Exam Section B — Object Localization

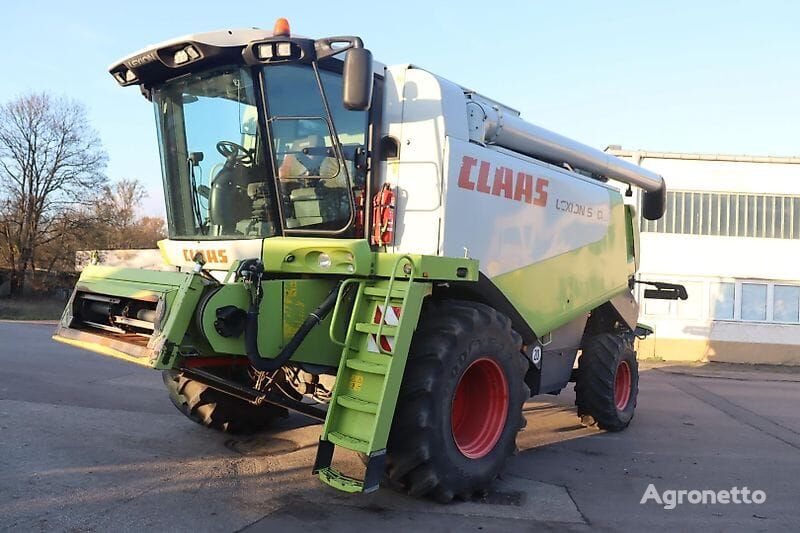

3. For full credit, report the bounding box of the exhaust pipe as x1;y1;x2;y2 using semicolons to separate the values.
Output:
467;100;666;220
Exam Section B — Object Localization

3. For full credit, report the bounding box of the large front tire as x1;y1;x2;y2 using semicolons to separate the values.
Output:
162;370;287;434
386;300;529;503
575;332;638;431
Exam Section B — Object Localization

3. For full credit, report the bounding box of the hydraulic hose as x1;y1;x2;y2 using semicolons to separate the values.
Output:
245;280;342;372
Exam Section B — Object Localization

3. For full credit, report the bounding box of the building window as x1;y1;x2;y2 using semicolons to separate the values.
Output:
641;277;800;325
710;282;735;320
642;191;800;239
741;283;767;321
773;285;800;323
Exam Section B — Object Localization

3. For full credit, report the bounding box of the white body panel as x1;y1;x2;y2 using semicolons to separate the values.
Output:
381;66;614;277
379;66;468;255
442;138;611;277
157;239;264;271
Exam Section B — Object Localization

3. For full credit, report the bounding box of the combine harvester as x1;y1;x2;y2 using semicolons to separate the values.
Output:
54;19;683;501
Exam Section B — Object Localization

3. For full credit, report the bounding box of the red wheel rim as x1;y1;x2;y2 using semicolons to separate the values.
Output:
451;357;509;459
614;360;632;410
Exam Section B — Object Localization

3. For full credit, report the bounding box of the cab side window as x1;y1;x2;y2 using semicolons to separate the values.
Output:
319;69;370;186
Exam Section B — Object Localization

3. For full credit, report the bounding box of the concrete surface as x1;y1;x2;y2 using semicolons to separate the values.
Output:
649;361;800;382
0;321;798;531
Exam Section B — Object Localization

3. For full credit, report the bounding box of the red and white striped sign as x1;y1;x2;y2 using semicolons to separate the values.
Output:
367;304;402;353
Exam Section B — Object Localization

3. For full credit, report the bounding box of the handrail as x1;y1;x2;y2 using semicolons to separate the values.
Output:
375;255;417;355
328;278;362;348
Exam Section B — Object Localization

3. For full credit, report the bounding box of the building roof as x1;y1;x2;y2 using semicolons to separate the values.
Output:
606;147;800;165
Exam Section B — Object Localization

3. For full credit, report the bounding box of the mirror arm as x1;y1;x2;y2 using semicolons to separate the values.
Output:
315;36;364;60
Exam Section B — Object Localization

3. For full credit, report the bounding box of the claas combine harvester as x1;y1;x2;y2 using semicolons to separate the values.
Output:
54;19;683;501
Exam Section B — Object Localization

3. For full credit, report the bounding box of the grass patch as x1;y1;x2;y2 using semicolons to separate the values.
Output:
0;298;65;320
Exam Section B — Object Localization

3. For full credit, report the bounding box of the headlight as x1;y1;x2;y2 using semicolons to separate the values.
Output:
174;49;189;65
174;45;200;66
256;43;273;60
113;69;138;84
276;42;292;57
318;253;332;269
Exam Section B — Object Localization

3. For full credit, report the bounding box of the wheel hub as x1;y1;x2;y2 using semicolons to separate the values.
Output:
614;360;632;410
451;357;509;459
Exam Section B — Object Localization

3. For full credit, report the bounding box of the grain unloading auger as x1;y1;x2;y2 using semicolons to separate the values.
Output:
54;18;682;501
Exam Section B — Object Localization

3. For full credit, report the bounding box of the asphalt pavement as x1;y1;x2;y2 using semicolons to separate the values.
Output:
0;321;798;532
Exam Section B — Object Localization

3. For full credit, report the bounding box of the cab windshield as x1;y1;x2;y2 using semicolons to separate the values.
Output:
153;63;367;240
154;67;275;239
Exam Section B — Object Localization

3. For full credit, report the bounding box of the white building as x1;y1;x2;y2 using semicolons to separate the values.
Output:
609;148;800;365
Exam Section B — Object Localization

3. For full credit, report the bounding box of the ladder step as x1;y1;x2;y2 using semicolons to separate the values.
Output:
363;286;407;299
345;358;389;375
328;431;370;453
317;467;364;493
337;394;378;414
355;323;398;336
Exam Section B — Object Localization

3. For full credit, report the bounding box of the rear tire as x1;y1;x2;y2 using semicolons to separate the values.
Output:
386;300;529;503
575;332;638;431
162;370;287;434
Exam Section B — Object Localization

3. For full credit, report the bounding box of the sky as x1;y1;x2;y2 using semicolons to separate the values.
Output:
1;1;798;217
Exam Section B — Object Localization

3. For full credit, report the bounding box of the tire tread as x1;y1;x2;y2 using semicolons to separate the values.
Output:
162;370;286;434
574;332;638;432
386;300;529;502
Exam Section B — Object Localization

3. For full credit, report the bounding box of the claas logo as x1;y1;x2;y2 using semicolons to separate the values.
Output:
182;249;229;263
458;156;549;207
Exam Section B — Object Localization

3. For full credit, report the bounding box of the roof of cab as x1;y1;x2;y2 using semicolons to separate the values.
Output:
110;28;278;70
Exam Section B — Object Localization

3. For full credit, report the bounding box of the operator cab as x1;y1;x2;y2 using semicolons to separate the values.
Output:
110;19;375;241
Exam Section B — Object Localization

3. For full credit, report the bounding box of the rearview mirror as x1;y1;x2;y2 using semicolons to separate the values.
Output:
642;183;666;220
343;48;373;111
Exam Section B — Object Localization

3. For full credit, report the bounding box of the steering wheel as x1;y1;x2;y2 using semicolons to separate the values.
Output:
216;140;254;166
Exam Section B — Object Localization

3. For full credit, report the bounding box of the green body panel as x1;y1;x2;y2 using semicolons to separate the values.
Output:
151;271;208;369
199;282;280;358
373;252;478;281
75;265;190;302
491;198;636;335
78;265;193;286
198;284;247;355
261;237;373;276
56;265;207;368
260;236;479;282
282;278;346;366
200;278;343;367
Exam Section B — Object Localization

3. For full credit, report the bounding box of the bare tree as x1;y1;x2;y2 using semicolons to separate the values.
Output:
0;93;107;295
32;179;167;279
126;215;167;249
93;179;165;249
